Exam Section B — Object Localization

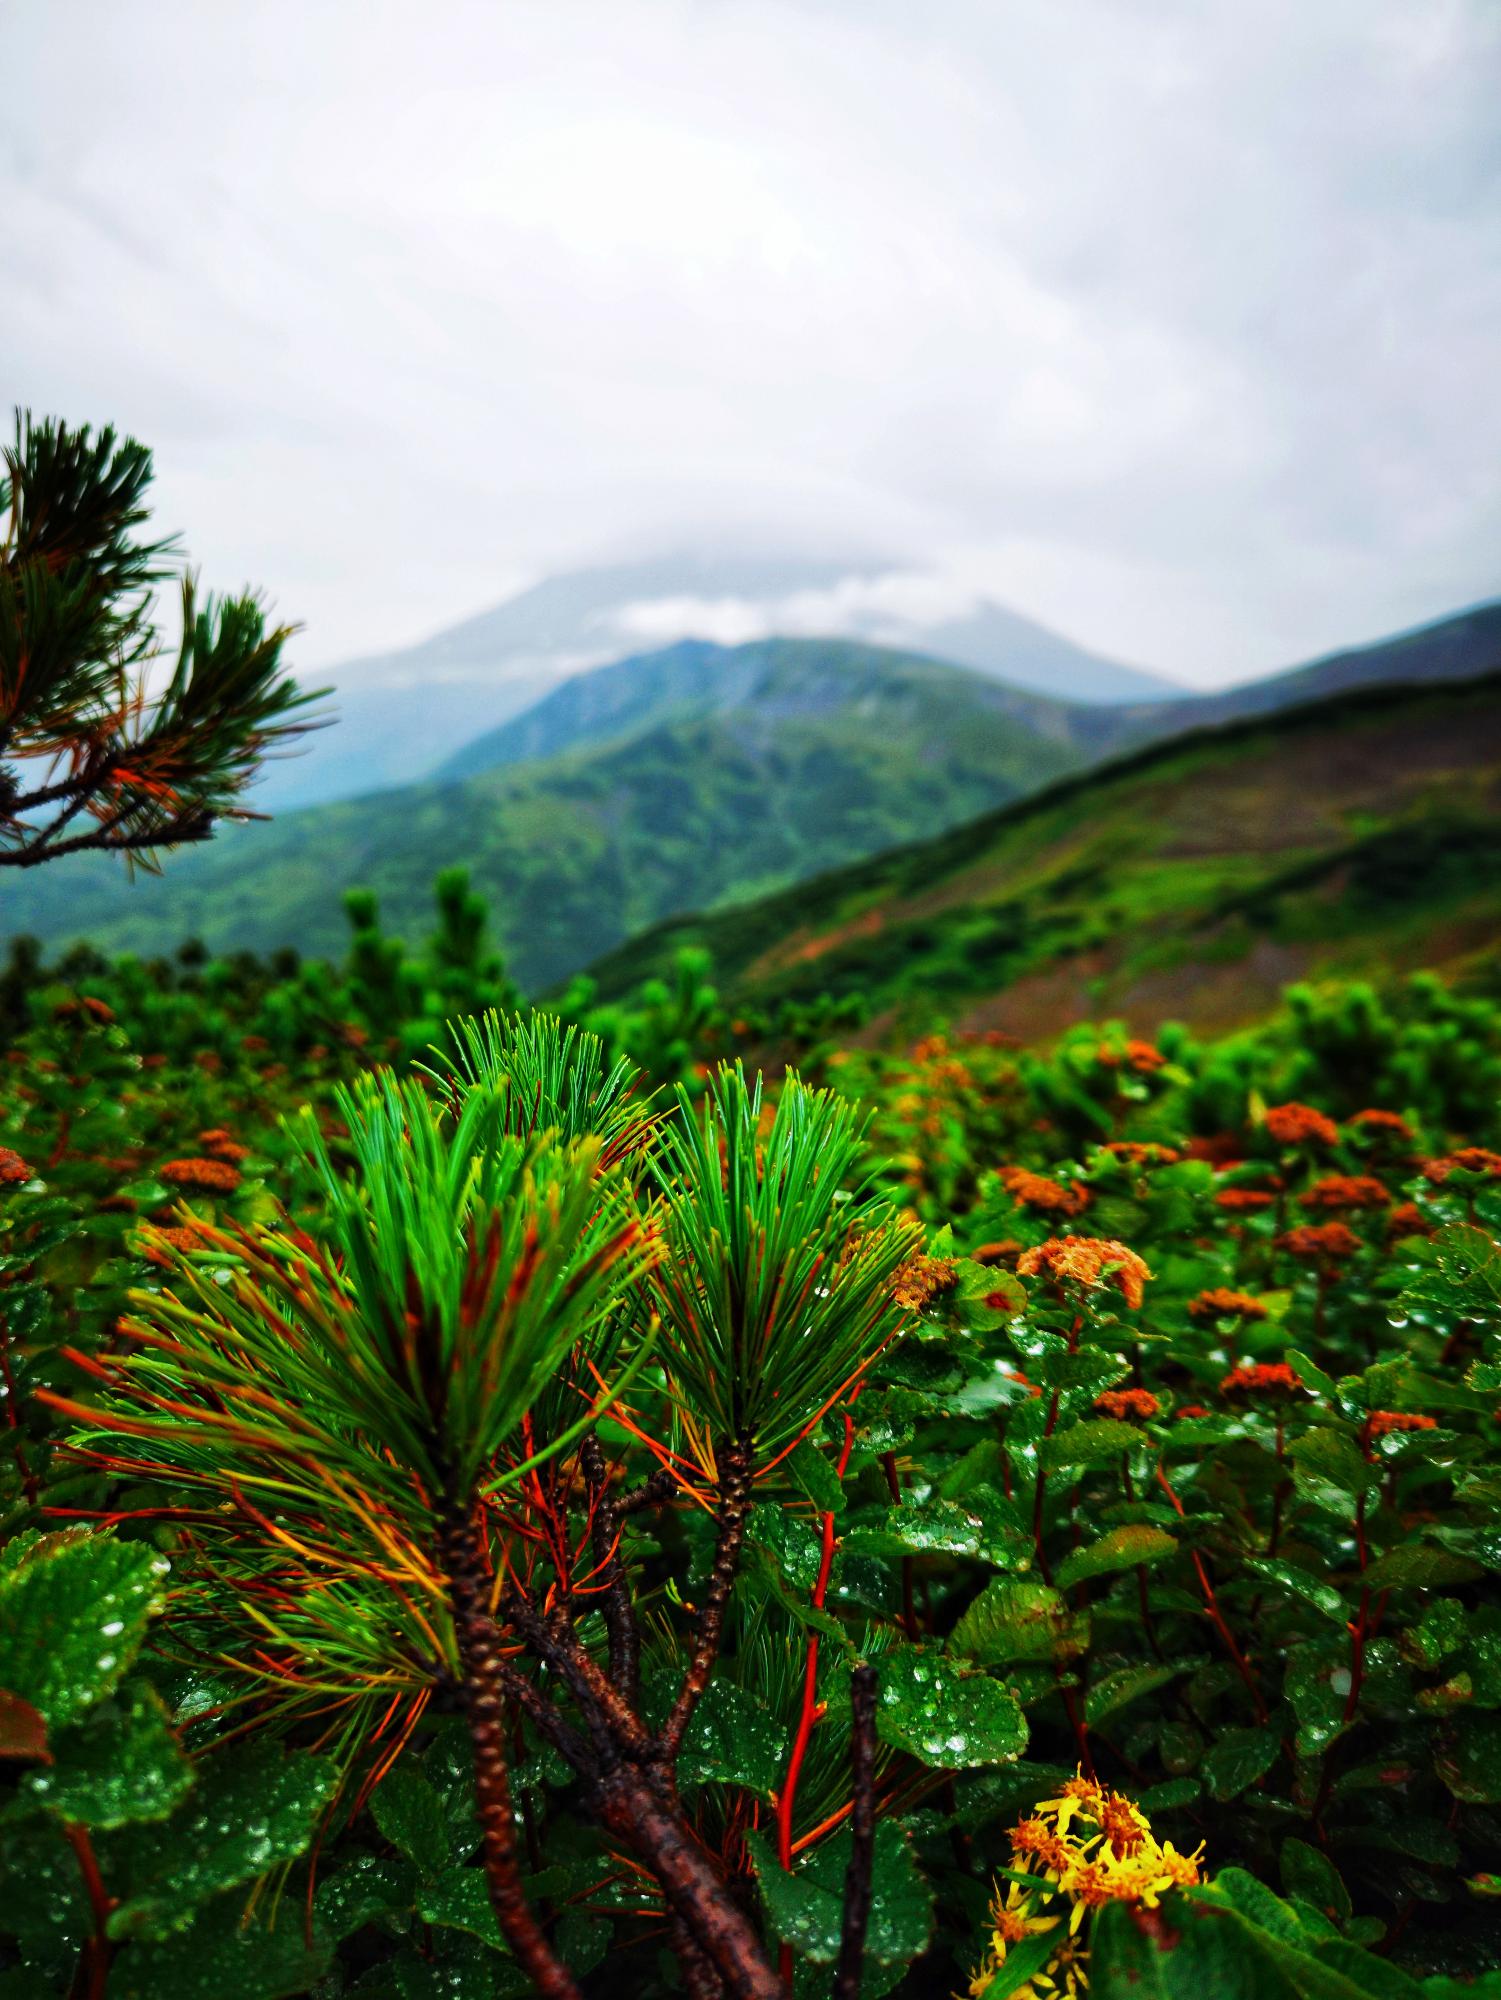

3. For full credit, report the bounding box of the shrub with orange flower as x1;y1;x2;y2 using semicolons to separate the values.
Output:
1347;1109;1414;1140
159;1157;242;1194
1221;1362;1304;1398
1101;1141;1181;1166
998;1166;1090;1217
1276;1222;1360;1261
1016;1236;1153;1310
891;1254;958;1313
1422;1148;1501;1184
1215;1189;1275;1213
1366;1410;1436;1438
1298;1174;1390;1212
1264;1102;1339;1148
1095;1387;1161;1421
0;1148;35;1184
1187;1287;1268;1321
1386;1202;1432;1238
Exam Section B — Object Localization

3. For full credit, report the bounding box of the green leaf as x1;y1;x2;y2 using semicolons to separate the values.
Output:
1204;1725;1281;1801
1040;1418;1147;1469
1091;1897;1291;1999
785;1436;846;1516
107;1742;338;1940
0;1531;165;1728
875;1647;1027;1766
372;1764;452;1880
1287;1429;1376;1511
949;1578;1083;1665
24;1681;193;1829
417;1870;502;1948
1362;1544;1483;1591
746;1820;933;1966
315;1854;419;1941
108;1895;332;2000
1055;1524;1176;1591
843;1497;1025;1566
1280;1838;1351;1925
1085;1659;1203;1727
1436;1712;1501;1803
1238;1557;1346;1623
679;1677;787;1798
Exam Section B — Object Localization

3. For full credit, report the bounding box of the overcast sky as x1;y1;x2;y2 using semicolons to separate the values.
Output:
6;0;1499;688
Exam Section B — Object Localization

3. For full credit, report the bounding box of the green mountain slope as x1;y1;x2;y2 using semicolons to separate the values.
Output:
582;671;1501;1036
4;639;1095;991
437;635;1124;780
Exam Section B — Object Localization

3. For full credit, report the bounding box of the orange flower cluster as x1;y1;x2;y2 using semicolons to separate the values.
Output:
1221;1362;1304;1398
1097;1040;1167;1074
0;1148;34;1184
52;995;115;1025
1386;1202;1432;1239
1298;1174;1390;1212
1101;1141;1182;1166
159;1157;242;1194
1214;1189;1275;1213
1422;1148;1501;1184
141;1223;207;1268
1276;1222;1360;1261
1367;1410;1437;1438
972;1239;1023;1266
1187;1287;1268;1321
1185;1133;1243;1166
1265;1102;1339;1148
1016;1236;1153;1310
891;1255;959;1313
1348;1109;1414;1139
1095;1387;1161;1421
1175;1404;1211;1420
999;1166;1091;1217
198;1127;251;1164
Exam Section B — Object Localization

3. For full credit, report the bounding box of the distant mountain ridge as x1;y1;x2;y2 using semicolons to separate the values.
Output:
9;638;1104;988
263;550;1171;809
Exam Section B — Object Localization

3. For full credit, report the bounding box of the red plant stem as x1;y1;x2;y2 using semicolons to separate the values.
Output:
64;1822;113;2000
776;1411;856;1989
1154;1462;1267;1722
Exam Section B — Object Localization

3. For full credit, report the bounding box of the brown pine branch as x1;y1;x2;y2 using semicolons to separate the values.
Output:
437;1507;581;2000
662;1434;754;1761
832;1664;879;2000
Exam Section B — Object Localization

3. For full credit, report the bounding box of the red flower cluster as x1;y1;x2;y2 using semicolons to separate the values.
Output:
141;1223;207;1268
1221;1362;1304;1398
198;1127;251;1164
1367;1411;1437;1438
1265;1102;1339;1148
1275;1222;1360;1261
1187;1287;1268;1321
1298;1174;1390;1212
1098;1040;1167;1074
971;1239;1023;1266
1422;1149;1501;1184
159;1157;242;1194
0;1148;34;1184
1095;1387;1161;1421
1101;1141;1182;1166
1176;1404;1212;1420
999;1165;1091;1217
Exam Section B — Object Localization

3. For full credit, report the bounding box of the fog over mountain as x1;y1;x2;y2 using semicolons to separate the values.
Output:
264;549;1171;809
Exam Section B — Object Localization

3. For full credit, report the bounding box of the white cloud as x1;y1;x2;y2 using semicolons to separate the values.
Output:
2;0;1497;684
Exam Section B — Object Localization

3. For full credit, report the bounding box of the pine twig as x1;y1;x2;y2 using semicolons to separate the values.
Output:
832;1665;879;2000
661;1434;754;1760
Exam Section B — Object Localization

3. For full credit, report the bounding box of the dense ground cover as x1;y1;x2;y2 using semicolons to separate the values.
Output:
2;939;1501;1998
